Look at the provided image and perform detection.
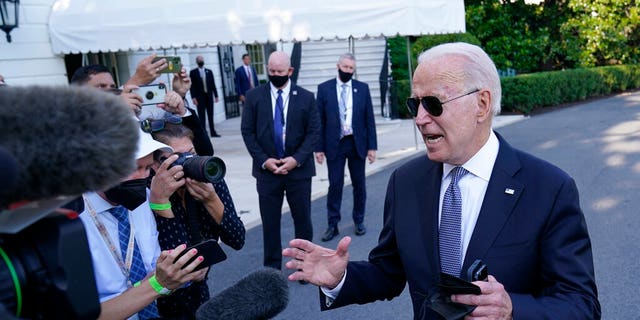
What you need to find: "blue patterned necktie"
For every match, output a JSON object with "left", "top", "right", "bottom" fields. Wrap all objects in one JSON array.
[
  {"left": 109, "top": 206, "right": 159, "bottom": 319},
  {"left": 439, "top": 167, "right": 468, "bottom": 276},
  {"left": 273, "top": 89, "right": 285, "bottom": 158}
]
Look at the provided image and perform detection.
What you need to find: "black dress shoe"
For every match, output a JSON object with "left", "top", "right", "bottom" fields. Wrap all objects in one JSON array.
[
  {"left": 210, "top": 132, "right": 221, "bottom": 138},
  {"left": 321, "top": 226, "right": 339, "bottom": 242},
  {"left": 355, "top": 223, "right": 367, "bottom": 236}
]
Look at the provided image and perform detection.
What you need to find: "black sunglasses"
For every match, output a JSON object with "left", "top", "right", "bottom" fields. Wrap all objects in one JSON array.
[
  {"left": 406, "top": 89, "right": 480, "bottom": 117},
  {"left": 140, "top": 115, "right": 183, "bottom": 133}
]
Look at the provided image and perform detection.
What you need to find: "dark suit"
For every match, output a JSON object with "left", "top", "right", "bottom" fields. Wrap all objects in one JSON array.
[
  {"left": 322, "top": 133, "right": 600, "bottom": 319},
  {"left": 316, "top": 78, "right": 377, "bottom": 227},
  {"left": 189, "top": 67, "right": 219, "bottom": 135},
  {"left": 183, "top": 106, "right": 214, "bottom": 156},
  {"left": 240, "top": 82, "right": 320, "bottom": 269},
  {"left": 235, "top": 64, "right": 259, "bottom": 98}
]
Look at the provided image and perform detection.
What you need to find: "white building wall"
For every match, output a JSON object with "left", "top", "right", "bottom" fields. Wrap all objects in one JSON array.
[{"left": 0, "top": 0, "right": 67, "bottom": 86}]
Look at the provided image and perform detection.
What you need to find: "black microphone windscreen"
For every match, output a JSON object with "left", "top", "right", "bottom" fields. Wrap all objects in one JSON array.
[
  {"left": 196, "top": 268, "right": 289, "bottom": 320},
  {"left": 0, "top": 85, "right": 139, "bottom": 207},
  {"left": 0, "top": 146, "right": 18, "bottom": 191}
]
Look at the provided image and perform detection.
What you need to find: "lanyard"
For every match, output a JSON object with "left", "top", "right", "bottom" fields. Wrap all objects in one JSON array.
[{"left": 83, "top": 195, "right": 136, "bottom": 287}]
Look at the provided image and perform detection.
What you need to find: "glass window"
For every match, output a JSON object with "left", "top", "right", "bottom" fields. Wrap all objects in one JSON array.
[{"left": 246, "top": 44, "right": 264, "bottom": 75}]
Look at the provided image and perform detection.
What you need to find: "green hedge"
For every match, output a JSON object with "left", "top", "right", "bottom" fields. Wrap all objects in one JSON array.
[
  {"left": 502, "top": 64, "right": 640, "bottom": 114},
  {"left": 390, "top": 64, "right": 640, "bottom": 117}
]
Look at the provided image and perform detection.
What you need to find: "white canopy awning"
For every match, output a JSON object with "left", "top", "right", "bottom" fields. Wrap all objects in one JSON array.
[{"left": 48, "top": 0, "right": 466, "bottom": 54}]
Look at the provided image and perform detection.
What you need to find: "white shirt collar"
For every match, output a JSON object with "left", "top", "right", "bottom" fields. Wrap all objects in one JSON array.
[
  {"left": 84, "top": 192, "right": 115, "bottom": 214},
  {"left": 443, "top": 131, "right": 500, "bottom": 182}
]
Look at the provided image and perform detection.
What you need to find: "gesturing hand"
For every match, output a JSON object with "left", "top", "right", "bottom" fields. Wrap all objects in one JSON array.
[{"left": 282, "top": 236, "right": 351, "bottom": 289}]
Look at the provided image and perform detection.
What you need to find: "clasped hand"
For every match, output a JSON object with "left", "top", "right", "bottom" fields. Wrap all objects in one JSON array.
[{"left": 265, "top": 156, "right": 298, "bottom": 175}]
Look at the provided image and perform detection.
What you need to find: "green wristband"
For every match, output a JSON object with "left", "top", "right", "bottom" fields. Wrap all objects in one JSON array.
[
  {"left": 149, "top": 202, "right": 171, "bottom": 210},
  {"left": 148, "top": 275, "right": 172, "bottom": 295}
]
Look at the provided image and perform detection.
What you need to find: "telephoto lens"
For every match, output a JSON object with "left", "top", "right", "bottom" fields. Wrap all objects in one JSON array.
[{"left": 172, "top": 153, "right": 226, "bottom": 183}]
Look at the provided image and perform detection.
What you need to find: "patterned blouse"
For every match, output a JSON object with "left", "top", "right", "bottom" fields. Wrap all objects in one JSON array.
[{"left": 154, "top": 178, "right": 245, "bottom": 319}]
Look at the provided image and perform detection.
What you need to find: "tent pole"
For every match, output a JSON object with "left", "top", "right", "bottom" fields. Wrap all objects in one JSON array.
[{"left": 406, "top": 37, "right": 418, "bottom": 150}]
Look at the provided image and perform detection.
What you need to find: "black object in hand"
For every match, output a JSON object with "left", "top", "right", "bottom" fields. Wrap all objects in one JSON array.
[{"left": 173, "top": 239, "right": 227, "bottom": 271}]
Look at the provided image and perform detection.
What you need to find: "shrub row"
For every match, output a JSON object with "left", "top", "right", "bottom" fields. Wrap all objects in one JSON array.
[{"left": 501, "top": 65, "right": 640, "bottom": 114}]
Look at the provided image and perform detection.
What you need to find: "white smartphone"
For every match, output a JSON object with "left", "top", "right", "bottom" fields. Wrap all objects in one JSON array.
[{"left": 136, "top": 83, "right": 167, "bottom": 119}]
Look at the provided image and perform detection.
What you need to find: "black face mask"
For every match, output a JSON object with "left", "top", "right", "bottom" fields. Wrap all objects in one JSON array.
[
  {"left": 103, "top": 178, "right": 148, "bottom": 211},
  {"left": 269, "top": 74, "right": 289, "bottom": 88},
  {"left": 197, "top": 61, "right": 205, "bottom": 67},
  {"left": 338, "top": 69, "right": 353, "bottom": 83}
]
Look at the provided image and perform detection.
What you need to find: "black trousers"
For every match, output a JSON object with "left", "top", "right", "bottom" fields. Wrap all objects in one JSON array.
[
  {"left": 196, "top": 94, "right": 216, "bottom": 134},
  {"left": 257, "top": 176, "right": 313, "bottom": 269},
  {"left": 326, "top": 136, "right": 366, "bottom": 228}
]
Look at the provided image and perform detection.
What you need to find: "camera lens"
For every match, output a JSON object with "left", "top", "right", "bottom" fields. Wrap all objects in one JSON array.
[
  {"left": 202, "top": 157, "right": 226, "bottom": 182},
  {"left": 159, "top": 83, "right": 166, "bottom": 90},
  {"left": 145, "top": 91, "right": 154, "bottom": 100},
  {"left": 180, "top": 155, "right": 226, "bottom": 183}
]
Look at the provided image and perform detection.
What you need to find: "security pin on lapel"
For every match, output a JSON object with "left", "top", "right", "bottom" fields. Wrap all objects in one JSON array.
[{"left": 505, "top": 188, "right": 515, "bottom": 195}]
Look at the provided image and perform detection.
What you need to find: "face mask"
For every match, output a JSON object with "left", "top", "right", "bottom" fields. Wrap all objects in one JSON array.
[
  {"left": 103, "top": 178, "right": 148, "bottom": 211},
  {"left": 338, "top": 69, "right": 353, "bottom": 83},
  {"left": 197, "top": 61, "right": 204, "bottom": 68},
  {"left": 269, "top": 75, "right": 289, "bottom": 88}
]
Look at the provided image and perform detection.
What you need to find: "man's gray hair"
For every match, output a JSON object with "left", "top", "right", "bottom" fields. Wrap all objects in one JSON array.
[
  {"left": 417, "top": 42, "right": 502, "bottom": 116},
  {"left": 338, "top": 53, "right": 356, "bottom": 64}
]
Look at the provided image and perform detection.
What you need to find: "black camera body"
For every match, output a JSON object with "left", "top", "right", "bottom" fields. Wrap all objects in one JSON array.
[
  {"left": 0, "top": 212, "right": 100, "bottom": 319},
  {"left": 170, "top": 153, "right": 226, "bottom": 183}
]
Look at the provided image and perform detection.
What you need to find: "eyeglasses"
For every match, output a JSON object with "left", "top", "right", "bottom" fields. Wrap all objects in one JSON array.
[
  {"left": 140, "top": 115, "right": 182, "bottom": 133},
  {"left": 405, "top": 89, "right": 480, "bottom": 117}
]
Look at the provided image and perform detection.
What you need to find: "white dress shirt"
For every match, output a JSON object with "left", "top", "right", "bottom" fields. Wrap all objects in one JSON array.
[
  {"left": 79, "top": 192, "right": 160, "bottom": 308},
  {"left": 269, "top": 81, "right": 291, "bottom": 142},
  {"left": 440, "top": 131, "right": 499, "bottom": 262},
  {"left": 335, "top": 77, "right": 353, "bottom": 132},
  {"left": 322, "top": 131, "right": 500, "bottom": 302}
]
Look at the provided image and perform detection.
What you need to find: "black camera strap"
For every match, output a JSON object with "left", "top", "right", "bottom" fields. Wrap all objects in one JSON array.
[{"left": 184, "top": 193, "right": 203, "bottom": 244}]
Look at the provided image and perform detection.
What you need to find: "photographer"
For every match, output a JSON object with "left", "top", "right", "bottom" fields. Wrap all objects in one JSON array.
[
  {"left": 79, "top": 129, "right": 209, "bottom": 320},
  {"left": 149, "top": 122, "right": 245, "bottom": 319}
]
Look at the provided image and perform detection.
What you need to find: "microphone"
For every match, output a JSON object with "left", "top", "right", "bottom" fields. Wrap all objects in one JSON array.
[
  {"left": 0, "top": 146, "right": 18, "bottom": 192},
  {"left": 196, "top": 268, "right": 289, "bottom": 320},
  {"left": 0, "top": 85, "right": 139, "bottom": 232}
]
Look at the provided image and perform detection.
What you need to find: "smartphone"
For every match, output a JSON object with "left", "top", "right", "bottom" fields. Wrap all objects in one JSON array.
[
  {"left": 136, "top": 83, "right": 166, "bottom": 106},
  {"left": 173, "top": 239, "right": 227, "bottom": 271},
  {"left": 153, "top": 56, "right": 182, "bottom": 73}
]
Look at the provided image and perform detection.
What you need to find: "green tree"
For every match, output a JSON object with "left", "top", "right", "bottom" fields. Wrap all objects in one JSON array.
[
  {"left": 466, "top": 0, "right": 557, "bottom": 73},
  {"left": 560, "top": 0, "right": 640, "bottom": 67}
]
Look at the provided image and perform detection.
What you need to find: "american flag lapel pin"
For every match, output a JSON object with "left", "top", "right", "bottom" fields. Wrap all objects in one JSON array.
[{"left": 505, "top": 188, "right": 515, "bottom": 195}]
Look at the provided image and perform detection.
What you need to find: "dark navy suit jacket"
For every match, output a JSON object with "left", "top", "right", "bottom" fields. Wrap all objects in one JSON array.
[
  {"left": 322, "top": 133, "right": 600, "bottom": 319},
  {"left": 240, "top": 83, "right": 319, "bottom": 181},
  {"left": 315, "top": 78, "right": 377, "bottom": 159},
  {"left": 235, "top": 64, "right": 259, "bottom": 97}
]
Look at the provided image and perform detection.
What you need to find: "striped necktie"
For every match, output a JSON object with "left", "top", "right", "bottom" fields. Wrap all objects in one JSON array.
[
  {"left": 439, "top": 167, "right": 468, "bottom": 276},
  {"left": 109, "top": 206, "right": 159, "bottom": 319}
]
